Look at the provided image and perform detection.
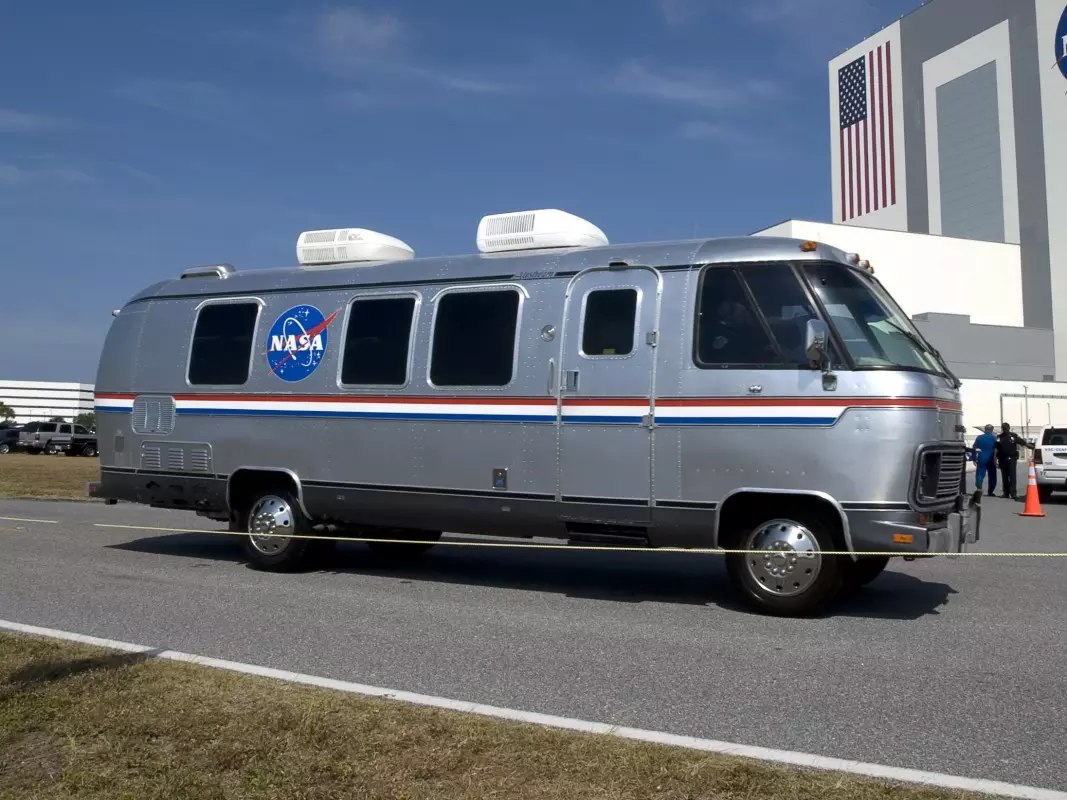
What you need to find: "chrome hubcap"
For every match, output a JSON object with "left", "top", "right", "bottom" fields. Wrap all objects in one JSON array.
[
  {"left": 744, "top": 519, "right": 822, "bottom": 597},
  {"left": 248, "top": 495, "right": 294, "bottom": 555}
]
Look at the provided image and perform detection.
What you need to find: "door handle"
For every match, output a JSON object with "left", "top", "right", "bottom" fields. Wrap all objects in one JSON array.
[
  {"left": 564, "top": 370, "right": 579, "bottom": 393},
  {"left": 547, "top": 358, "right": 556, "bottom": 394}
]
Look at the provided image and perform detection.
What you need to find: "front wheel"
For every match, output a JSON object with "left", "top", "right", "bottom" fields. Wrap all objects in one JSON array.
[
  {"left": 81, "top": 443, "right": 97, "bottom": 457},
  {"left": 841, "top": 555, "right": 890, "bottom": 592},
  {"left": 241, "top": 491, "right": 319, "bottom": 572},
  {"left": 0, "top": 443, "right": 9, "bottom": 455},
  {"left": 725, "top": 516, "right": 844, "bottom": 617},
  {"left": 1038, "top": 486, "right": 1053, "bottom": 503}
]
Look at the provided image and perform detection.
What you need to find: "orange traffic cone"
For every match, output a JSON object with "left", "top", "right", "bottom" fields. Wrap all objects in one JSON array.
[{"left": 1019, "top": 461, "right": 1046, "bottom": 517}]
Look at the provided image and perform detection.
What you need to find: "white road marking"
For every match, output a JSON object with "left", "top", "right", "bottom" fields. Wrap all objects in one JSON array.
[{"left": 1, "top": 619, "right": 1064, "bottom": 799}]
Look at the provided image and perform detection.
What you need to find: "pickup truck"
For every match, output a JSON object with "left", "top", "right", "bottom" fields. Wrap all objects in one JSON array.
[
  {"left": 18, "top": 421, "right": 98, "bottom": 457},
  {"left": 0, "top": 423, "right": 20, "bottom": 455}
]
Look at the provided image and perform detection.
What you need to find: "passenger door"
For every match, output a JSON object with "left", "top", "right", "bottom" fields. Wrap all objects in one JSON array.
[{"left": 557, "top": 267, "right": 661, "bottom": 520}]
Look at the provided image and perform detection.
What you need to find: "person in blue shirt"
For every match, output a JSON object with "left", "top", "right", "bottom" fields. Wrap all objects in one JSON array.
[{"left": 972, "top": 424, "right": 999, "bottom": 497}]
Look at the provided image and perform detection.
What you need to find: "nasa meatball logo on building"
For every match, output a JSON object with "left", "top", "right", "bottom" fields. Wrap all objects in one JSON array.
[
  {"left": 1058, "top": 4, "right": 1067, "bottom": 80},
  {"left": 266, "top": 304, "right": 337, "bottom": 382}
]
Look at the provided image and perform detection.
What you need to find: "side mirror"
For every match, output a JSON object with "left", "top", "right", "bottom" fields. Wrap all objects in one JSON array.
[{"left": 805, "top": 319, "right": 829, "bottom": 370}]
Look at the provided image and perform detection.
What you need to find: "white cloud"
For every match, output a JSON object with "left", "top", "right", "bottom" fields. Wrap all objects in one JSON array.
[
  {"left": 677, "top": 121, "right": 738, "bottom": 140},
  {"left": 616, "top": 61, "right": 777, "bottom": 109},
  {"left": 0, "top": 163, "right": 93, "bottom": 188},
  {"left": 0, "top": 109, "right": 62, "bottom": 132},
  {"left": 313, "top": 7, "right": 404, "bottom": 68},
  {"left": 115, "top": 79, "right": 229, "bottom": 119}
]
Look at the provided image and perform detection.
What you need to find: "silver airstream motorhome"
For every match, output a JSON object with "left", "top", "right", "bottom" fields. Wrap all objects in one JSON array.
[{"left": 89, "top": 209, "right": 979, "bottom": 616}]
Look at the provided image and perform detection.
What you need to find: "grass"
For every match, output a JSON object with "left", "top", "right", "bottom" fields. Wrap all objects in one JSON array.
[
  {"left": 0, "top": 454, "right": 98, "bottom": 501},
  {"left": 0, "top": 632, "right": 988, "bottom": 800}
]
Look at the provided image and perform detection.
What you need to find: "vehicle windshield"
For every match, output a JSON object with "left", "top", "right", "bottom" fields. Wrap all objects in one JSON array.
[{"left": 802, "top": 262, "right": 946, "bottom": 376}]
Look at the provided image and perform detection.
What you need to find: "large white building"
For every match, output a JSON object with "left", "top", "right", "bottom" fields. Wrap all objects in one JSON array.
[
  {"left": 768, "top": 0, "right": 1067, "bottom": 440},
  {"left": 0, "top": 380, "right": 95, "bottom": 425}
]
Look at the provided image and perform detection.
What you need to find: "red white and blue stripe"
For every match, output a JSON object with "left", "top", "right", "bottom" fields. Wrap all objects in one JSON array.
[{"left": 95, "top": 393, "right": 960, "bottom": 427}]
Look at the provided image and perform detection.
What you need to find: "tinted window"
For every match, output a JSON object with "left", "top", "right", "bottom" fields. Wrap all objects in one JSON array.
[
  {"left": 582, "top": 289, "right": 637, "bottom": 356},
  {"left": 21, "top": 423, "right": 40, "bottom": 432},
  {"left": 341, "top": 296, "right": 416, "bottom": 386},
  {"left": 739, "top": 264, "right": 831, "bottom": 366},
  {"left": 431, "top": 290, "right": 519, "bottom": 387},
  {"left": 74, "top": 425, "right": 89, "bottom": 434},
  {"left": 188, "top": 303, "right": 259, "bottom": 386},
  {"left": 695, "top": 269, "right": 781, "bottom": 366},
  {"left": 60, "top": 425, "right": 72, "bottom": 434},
  {"left": 39, "top": 423, "right": 56, "bottom": 433},
  {"left": 1042, "top": 428, "right": 1067, "bottom": 446}
]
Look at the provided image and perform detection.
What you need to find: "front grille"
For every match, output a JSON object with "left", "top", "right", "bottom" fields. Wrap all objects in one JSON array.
[{"left": 913, "top": 445, "right": 965, "bottom": 509}]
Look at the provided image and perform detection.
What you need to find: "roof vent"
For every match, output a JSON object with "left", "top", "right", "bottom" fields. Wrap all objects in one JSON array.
[
  {"left": 476, "top": 209, "right": 608, "bottom": 254},
  {"left": 180, "top": 264, "right": 235, "bottom": 280},
  {"left": 296, "top": 228, "right": 415, "bottom": 267}
]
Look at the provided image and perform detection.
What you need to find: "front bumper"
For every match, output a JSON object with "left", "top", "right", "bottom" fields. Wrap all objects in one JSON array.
[
  {"left": 927, "top": 494, "right": 981, "bottom": 556},
  {"left": 849, "top": 493, "right": 980, "bottom": 557}
]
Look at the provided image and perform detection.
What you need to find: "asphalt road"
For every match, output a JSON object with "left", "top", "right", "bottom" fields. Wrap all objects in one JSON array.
[{"left": 1, "top": 489, "right": 1065, "bottom": 792}]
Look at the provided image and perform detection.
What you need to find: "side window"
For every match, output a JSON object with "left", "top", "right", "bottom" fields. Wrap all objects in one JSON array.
[
  {"left": 188, "top": 302, "right": 259, "bottom": 386},
  {"left": 738, "top": 263, "right": 830, "bottom": 366},
  {"left": 74, "top": 425, "right": 89, "bottom": 434},
  {"left": 430, "top": 289, "right": 520, "bottom": 387},
  {"left": 695, "top": 268, "right": 781, "bottom": 367},
  {"left": 40, "top": 423, "right": 57, "bottom": 433},
  {"left": 60, "top": 424, "right": 72, "bottom": 434},
  {"left": 581, "top": 289, "right": 637, "bottom": 356},
  {"left": 341, "top": 296, "right": 416, "bottom": 386}
]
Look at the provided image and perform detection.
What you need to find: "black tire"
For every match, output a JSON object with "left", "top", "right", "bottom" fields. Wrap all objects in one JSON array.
[
  {"left": 841, "top": 556, "right": 890, "bottom": 592},
  {"left": 365, "top": 528, "right": 442, "bottom": 562},
  {"left": 0, "top": 442, "right": 9, "bottom": 455},
  {"left": 724, "top": 513, "right": 844, "bottom": 617},
  {"left": 45, "top": 442, "right": 58, "bottom": 455},
  {"left": 240, "top": 490, "right": 319, "bottom": 572},
  {"left": 1038, "top": 486, "right": 1053, "bottom": 503},
  {"left": 81, "top": 443, "right": 97, "bottom": 457}
]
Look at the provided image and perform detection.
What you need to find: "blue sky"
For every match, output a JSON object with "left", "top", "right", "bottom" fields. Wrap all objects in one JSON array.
[{"left": 1, "top": 0, "right": 919, "bottom": 382}]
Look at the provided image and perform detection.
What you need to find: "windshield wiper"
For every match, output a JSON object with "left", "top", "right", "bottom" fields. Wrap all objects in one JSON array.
[{"left": 880, "top": 318, "right": 961, "bottom": 388}]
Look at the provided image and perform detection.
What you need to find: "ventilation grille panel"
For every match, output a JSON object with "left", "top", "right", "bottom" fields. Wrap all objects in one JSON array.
[
  {"left": 166, "top": 448, "right": 184, "bottom": 471},
  {"left": 141, "top": 443, "right": 162, "bottom": 471},
  {"left": 189, "top": 446, "right": 212, "bottom": 473},
  {"left": 132, "top": 396, "right": 176, "bottom": 436},
  {"left": 486, "top": 213, "right": 536, "bottom": 236}
]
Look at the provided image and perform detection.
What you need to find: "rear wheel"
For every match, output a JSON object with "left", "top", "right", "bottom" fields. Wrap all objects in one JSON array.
[
  {"left": 0, "top": 442, "right": 9, "bottom": 455},
  {"left": 81, "top": 443, "right": 98, "bottom": 457},
  {"left": 725, "top": 515, "right": 844, "bottom": 617},
  {"left": 241, "top": 491, "right": 319, "bottom": 572},
  {"left": 1038, "top": 486, "right": 1053, "bottom": 503}
]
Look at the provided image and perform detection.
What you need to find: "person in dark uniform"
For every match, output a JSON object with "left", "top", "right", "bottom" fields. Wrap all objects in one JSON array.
[{"left": 995, "top": 422, "right": 1032, "bottom": 499}]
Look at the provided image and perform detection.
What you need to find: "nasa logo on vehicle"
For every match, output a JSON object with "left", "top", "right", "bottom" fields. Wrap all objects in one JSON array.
[
  {"left": 266, "top": 304, "right": 337, "bottom": 382},
  {"left": 1058, "top": 4, "right": 1067, "bottom": 80}
]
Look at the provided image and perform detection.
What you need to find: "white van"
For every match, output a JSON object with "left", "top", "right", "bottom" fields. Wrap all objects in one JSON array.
[{"left": 1034, "top": 426, "right": 1067, "bottom": 501}]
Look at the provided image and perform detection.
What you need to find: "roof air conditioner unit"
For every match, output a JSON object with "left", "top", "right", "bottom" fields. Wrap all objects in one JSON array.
[
  {"left": 476, "top": 209, "right": 608, "bottom": 254},
  {"left": 296, "top": 228, "right": 415, "bottom": 267}
]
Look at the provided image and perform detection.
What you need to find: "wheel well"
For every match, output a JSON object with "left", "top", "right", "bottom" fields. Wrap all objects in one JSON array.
[
  {"left": 228, "top": 469, "right": 303, "bottom": 525},
  {"left": 715, "top": 492, "right": 847, "bottom": 550}
]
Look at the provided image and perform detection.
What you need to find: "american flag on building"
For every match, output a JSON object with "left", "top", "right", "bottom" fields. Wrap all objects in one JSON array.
[{"left": 838, "top": 41, "right": 896, "bottom": 221}]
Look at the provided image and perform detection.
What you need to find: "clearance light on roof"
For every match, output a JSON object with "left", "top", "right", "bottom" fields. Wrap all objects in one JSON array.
[
  {"left": 476, "top": 209, "right": 609, "bottom": 254},
  {"left": 296, "top": 228, "right": 415, "bottom": 267},
  {"left": 800, "top": 240, "right": 818, "bottom": 252}
]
